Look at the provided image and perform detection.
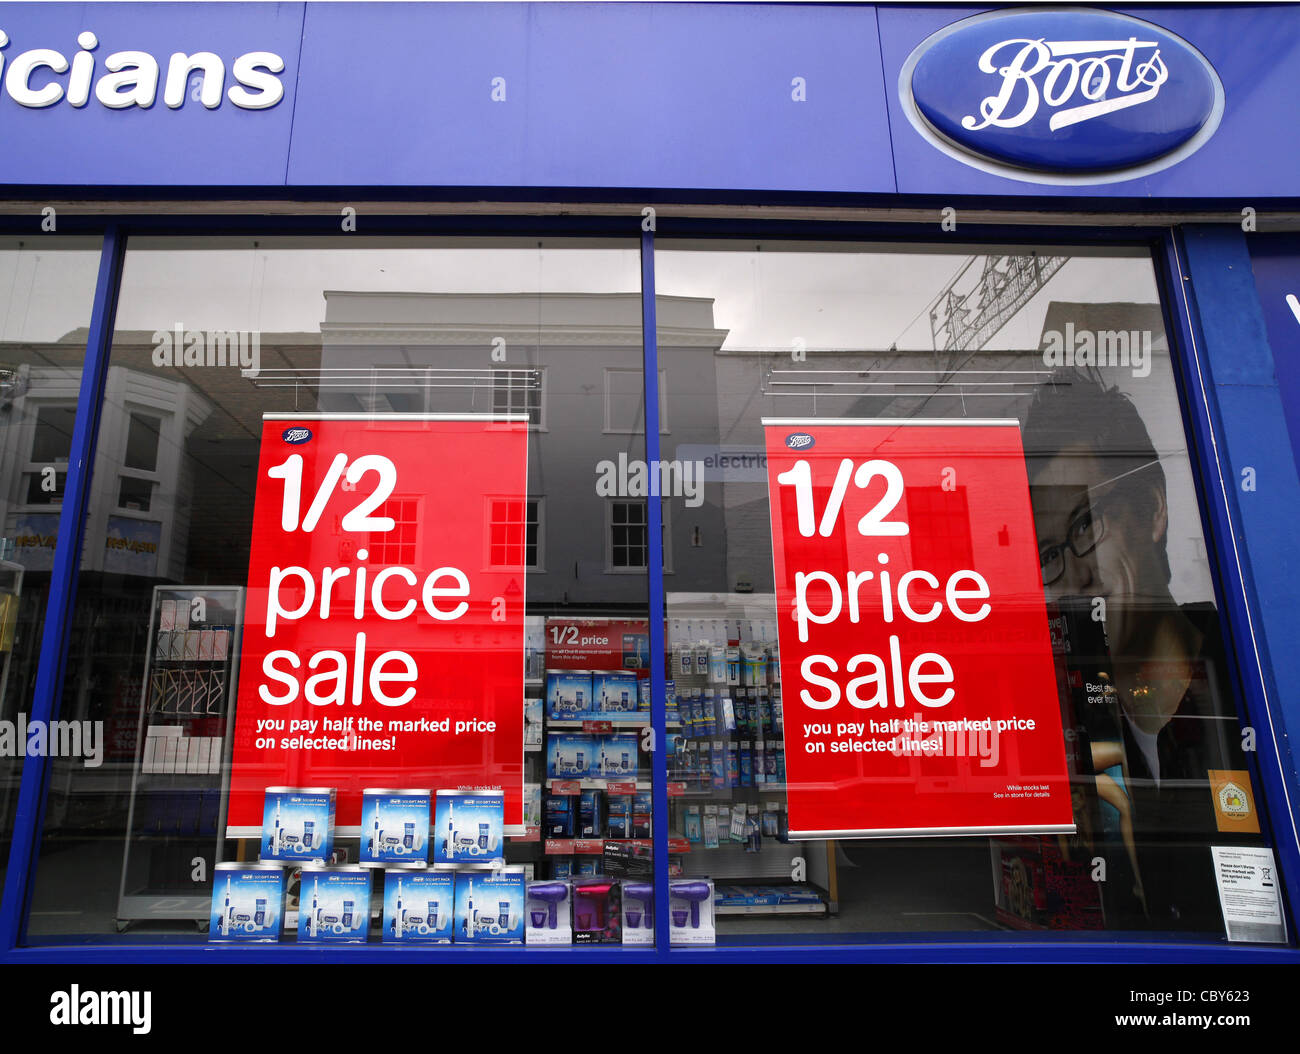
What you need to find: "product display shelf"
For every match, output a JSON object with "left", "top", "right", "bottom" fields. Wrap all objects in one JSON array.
[{"left": 116, "top": 586, "right": 245, "bottom": 931}]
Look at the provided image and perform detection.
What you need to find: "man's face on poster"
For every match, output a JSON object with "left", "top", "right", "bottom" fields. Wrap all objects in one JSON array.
[{"left": 1029, "top": 445, "right": 1168, "bottom": 657}]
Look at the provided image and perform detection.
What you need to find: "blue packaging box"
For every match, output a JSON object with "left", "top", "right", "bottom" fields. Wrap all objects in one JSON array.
[
  {"left": 260, "top": 787, "right": 335, "bottom": 864},
  {"left": 432, "top": 790, "right": 504, "bottom": 867},
  {"left": 456, "top": 869, "right": 525, "bottom": 943},
  {"left": 595, "top": 733, "right": 638, "bottom": 778},
  {"left": 297, "top": 867, "right": 372, "bottom": 942},
  {"left": 360, "top": 788, "right": 430, "bottom": 866},
  {"left": 209, "top": 863, "right": 284, "bottom": 942},
  {"left": 594, "top": 670, "right": 638, "bottom": 713},
  {"left": 547, "top": 732, "right": 594, "bottom": 779},
  {"left": 545, "top": 793, "right": 575, "bottom": 837},
  {"left": 577, "top": 789, "right": 604, "bottom": 838},
  {"left": 383, "top": 870, "right": 454, "bottom": 943},
  {"left": 547, "top": 671, "right": 594, "bottom": 718}
]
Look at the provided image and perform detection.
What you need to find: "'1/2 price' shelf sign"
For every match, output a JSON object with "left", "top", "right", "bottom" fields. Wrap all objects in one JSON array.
[
  {"left": 762, "top": 418, "right": 1073, "bottom": 839},
  {"left": 227, "top": 414, "right": 529, "bottom": 835}
]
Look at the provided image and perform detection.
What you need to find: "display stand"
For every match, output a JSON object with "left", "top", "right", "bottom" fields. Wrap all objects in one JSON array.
[{"left": 115, "top": 586, "right": 244, "bottom": 930}]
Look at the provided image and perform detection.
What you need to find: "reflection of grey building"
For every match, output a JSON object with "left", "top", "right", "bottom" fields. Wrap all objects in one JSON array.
[
  {"left": 314, "top": 291, "right": 731, "bottom": 606},
  {"left": 1, "top": 351, "right": 211, "bottom": 581}
]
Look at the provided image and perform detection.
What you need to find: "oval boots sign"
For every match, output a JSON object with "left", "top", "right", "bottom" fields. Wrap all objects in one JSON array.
[{"left": 900, "top": 8, "right": 1224, "bottom": 184}]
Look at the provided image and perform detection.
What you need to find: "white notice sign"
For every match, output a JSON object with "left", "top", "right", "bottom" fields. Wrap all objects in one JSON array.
[{"left": 1210, "top": 846, "right": 1287, "bottom": 943}]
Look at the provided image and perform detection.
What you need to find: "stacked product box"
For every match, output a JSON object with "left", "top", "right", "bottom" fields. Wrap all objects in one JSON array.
[
  {"left": 209, "top": 863, "right": 286, "bottom": 942},
  {"left": 298, "top": 867, "right": 373, "bottom": 943},
  {"left": 383, "top": 870, "right": 454, "bottom": 943},
  {"left": 432, "top": 790, "right": 504, "bottom": 868},
  {"left": 455, "top": 868, "right": 526, "bottom": 943},
  {"left": 260, "top": 787, "right": 336, "bottom": 864},
  {"left": 360, "top": 788, "right": 431, "bottom": 868}
]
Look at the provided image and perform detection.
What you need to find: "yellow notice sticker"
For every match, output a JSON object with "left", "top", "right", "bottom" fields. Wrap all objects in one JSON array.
[{"left": 1208, "top": 769, "right": 1260, "bottom": 833}]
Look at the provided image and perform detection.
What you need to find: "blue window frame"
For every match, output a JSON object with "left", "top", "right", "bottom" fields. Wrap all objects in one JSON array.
[{"left": 0, "top": 216, "right": 1295, "bottom": 964}]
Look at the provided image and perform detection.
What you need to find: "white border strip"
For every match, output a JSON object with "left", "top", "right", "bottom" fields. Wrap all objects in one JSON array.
[
  {"left": 789, "top": 824, "right": 1077, "bottom": 840},
  {"left": 762, "top": 417, "right": 1018, "bottom": 427}
]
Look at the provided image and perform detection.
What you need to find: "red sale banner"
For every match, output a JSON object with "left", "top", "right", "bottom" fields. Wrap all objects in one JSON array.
[
  {"left": 227, "top": 413, "right": 529, "bottom": 834},
  {"left": 763, "top": 418, "right": 1073, "bottom": 838}
]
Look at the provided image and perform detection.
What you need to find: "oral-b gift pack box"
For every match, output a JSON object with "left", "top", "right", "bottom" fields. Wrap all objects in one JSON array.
[
  {"left": 432, "top": 790, "right": 504, "bottom": 867},
  {"left": 384, "top": 869, "right": 454, "bottom": 943},
  {"left": 360, "top": 788, "right": 430, "bottom": 867},
  {"left": 456, "top": 869, "right": 525, "bottom": 943},
  {"left": 297, "top": 866, "right": 372, "bottom": 943},
  {"left": 594, "top": 670, "right": 638, "bottom": 713},
  {"left": 209, "top": 863, "right": 285, "bottom": 942},
  {"left": 547, "top": 732, "right": 594, "bottom": 779},
  {"left": 547, "top": 670, "right": 594, "bottom": 718},
  {"left": 260, "top": 787, "right": 335, "bottom": 863},
  {"left": 526, "top": 880, "right": 572, "bottom": 945},
  {"left": 595, "top": 733, "right": 638, "bottom": 778}
]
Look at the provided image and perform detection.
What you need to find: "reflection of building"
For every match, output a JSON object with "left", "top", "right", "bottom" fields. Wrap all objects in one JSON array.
[
  {"left": 310, "top": 291, "right": 732, "bottom": 606},
  {"left": 1, "top": 351, "right": 213, "bottom": 579}
]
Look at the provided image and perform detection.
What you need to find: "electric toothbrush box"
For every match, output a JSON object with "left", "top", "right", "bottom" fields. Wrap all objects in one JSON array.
[
  {"left": 260, "top": 787, "right": 335, "bottom": 864},
  {"left": 669, "top": 878, "right": 716, "bottom": 945},
  {"left": 547, "top": 733, "right": 593, "bottom": 779},
  {"left": 571, "top": 877, "right": 621, "bottom": 944},
  {"left": 596, "top": 733, "right": 638, "bottom": 777},
  {"left": 593, "top": 670, "right": 638, "bottom": 713},
  {"left": 545, "top": 793, "right": 575, "bottom": 837},
  {"left": 525, "top": 880, "right": 572, "bottom": 945},
  {"left": 296, "top": 866, "right": 372, "bottom": 943},
  {"left": 383, "top": 869, "right": 454, "bottom": 943},
  {"left": 577, "top": 788, "right": 604, "bottom": 837},
  {"left": 432, "top": 789, "right": 504, "bottom": 868},
  {"left": 209, "top": 862, "right": 285, "bottom": 942},
  {"left": 546, "top": 670, "right": 594, "bottom": 718},
  {"left": 620, "top": 881, "right": 654, "bottom": 945},
  {"left": 360, "top": 788, "right": 431, "bottom": 867},
  {"left": 456, "top": 868, "right": 525, "bottom": 943}
]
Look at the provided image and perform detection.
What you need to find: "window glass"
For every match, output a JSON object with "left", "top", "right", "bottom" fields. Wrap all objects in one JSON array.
[
  {"left": 654, "top": 241, "right": 1279, "bottom": 942},
  {"left": 0, "top": 237, "right": 102, "bottom": 890},
  {"left": 24, "top": 238, "right": 652, "bottom": 947}
]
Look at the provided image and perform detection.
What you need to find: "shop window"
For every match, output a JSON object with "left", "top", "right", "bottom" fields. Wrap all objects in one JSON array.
[
  {"left": 489, "top": 498, "right": 542, "bottom": 569},
  {"left": 492, "top": 367, "right": 544, "bottom": 428},
  {"left": 654, "top": 239, "right": 1277, "bottom": 944},
  {"left": 604, "top": 368, "right": 668, "bottom": 433},
  {"left": 607, "top": 500, "right": 670, "bottom": 572},
  {"left": 22, "top": 236, "right": 651, "bottom": 949}
]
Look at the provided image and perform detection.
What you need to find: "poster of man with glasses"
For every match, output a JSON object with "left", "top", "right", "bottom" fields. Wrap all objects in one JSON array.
[{"left": 1023, "top": 331, "right": 1255, "bottom": 933}]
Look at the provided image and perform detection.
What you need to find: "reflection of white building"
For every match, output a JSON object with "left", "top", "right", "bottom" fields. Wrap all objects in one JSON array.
[{"left": 0, "top": 352, "right": 210, "bottom": 580}]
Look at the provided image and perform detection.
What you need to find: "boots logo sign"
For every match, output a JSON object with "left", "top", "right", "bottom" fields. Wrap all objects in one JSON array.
[{"left": 899, "top": 8, "right": 1224, "bottom": 185}]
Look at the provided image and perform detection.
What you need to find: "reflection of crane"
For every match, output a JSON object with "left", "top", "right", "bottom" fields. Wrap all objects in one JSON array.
[{"left": 929, "top": 255, "right": 1069, "bottom": 372}]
